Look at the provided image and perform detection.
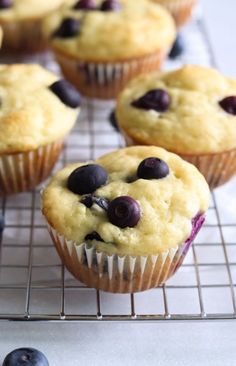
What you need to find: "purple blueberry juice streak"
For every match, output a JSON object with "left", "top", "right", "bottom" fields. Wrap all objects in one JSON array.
[
  {"left": 172, "top": 213, "right": 205, "bottom": 274},
  {"left": 183, "top": 213, "right": 205, "bottom": 255}
]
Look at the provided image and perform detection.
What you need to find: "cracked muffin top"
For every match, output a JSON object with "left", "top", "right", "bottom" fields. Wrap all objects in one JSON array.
[
  {"left": 43, "top": 0, "right": 176, "bottom": 61},
  {"left": 42, "top": 146, "right": 210, "bottom": 257},
  {"left": 0, "top": 64, "right": 80, "bottom": 154},
  {"left": 116, "top": 65, "right": 236, "bottom": 154}
]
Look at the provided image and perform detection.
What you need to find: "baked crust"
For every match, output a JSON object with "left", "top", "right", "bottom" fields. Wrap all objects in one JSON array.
[{"left": 42, "top": 146, "right": 210, "bottom": 257}]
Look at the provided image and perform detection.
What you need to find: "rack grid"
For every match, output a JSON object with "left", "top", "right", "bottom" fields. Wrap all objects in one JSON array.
[{"left": 1, "top": 15, "right": 236, "bottom": 322}]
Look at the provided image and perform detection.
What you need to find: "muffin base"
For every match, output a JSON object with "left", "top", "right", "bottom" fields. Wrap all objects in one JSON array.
[
  {"left": 153, "top": 0, "right": 197, "bottom": 28},
  {"left": 0, "top": 140, "right": 63, "bottom": 196},
  {"left": 46, "top": 213, "right": 205, "bottom": 293},
  {"left": 0, "top": 17, "right": 48, "bottom": 53},
  {"left": 122, "top": 131, "right": 236, "bottom": 189},
  {"left": 53, "top": 48, "right": 169, "bottom": 99}
]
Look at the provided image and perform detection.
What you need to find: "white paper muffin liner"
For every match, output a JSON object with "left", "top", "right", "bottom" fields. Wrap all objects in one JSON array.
[
  {"left": 47, "top": 224, "right": 196, "bottom": 293},
  {"left": 53, "top": 48, "right": 169, "bottom": 99},
  {"left": 0, "top": 140, "right": 63, "bottom": 196}
]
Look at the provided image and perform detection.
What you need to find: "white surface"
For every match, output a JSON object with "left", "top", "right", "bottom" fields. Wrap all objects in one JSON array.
[
  {"left": 1, "top": 0, "right": 236, "bottom": 365},
  {"left": 202, "top": 0, "right": 236, "bottom": 77},
  {"left": 0, "top": 322, "right": 236, "bottom": 366}
]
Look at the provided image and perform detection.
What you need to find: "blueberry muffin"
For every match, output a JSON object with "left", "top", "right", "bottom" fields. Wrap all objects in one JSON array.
[
  {"left": 152, "top": 0, "right": 197, "bottom": 28},
  {"left": 42, "top": 146, "right": 210, "bottom": 293},
  {"left": 0, "top": 0, "right": 67, "bottom": 52},
  {"left": 116, "top": 65, "right": 236, "bottom": 189},
  {"left": 0, "top": 64, "right": 80, "bottom": 195},
  {"left": 43, "top": 0, "right": 176, "bottom": 99}
]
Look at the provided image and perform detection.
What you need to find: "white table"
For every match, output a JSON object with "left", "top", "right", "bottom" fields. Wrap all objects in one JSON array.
[{"left": 1, "top": 1, "right": 236, "bottom": 365}]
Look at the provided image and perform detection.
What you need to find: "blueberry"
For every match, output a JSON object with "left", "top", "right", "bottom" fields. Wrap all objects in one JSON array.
[
  {"left": 81, "top": 195, "right": 109, "bottom": 210},
  {"left": 169, "top": 34, "right": 184, "bottom": 59},
  {"left": 219, "top": 96, "right": 236, "bottom": 115},
  {"left": 107, "top": 196, "right": 141, "bottom": 228},
  {"left": 131, "top": 89, "right": 171, "bottom": 112},
  {"left": 73, "top": 0, "right": 96, "bottom": 10},
  {"left": 53, "top": 17, "right": 80, "bottom": 38},
  {"left": 0, "top": 214, "right": 5, "bottom": 235},
  {"left": 0, "top": 0, "right": 12, "bottom": 9},
  {"left": 49, "top": 79, "right": 81, "bottom": 108},
  {"left": 85, "top": 231, "right": 104, "bottom": 242},
  {"left": 109, "top": 110, "right": 119, "bottom": 131},
  {"left": 137, "top": 157, "right": 169, "bottom": 180},
  {"left": 80, "top": 195, "right": 94, "bottom": 207},
  {"left": 2, "top": 348, "right": 49, "bottom": 366},
  {"left": 100, "top": 0, "right": 122, "bottom": 11},
  {"left": 68, "top": 164, "right": 108, "bottom": 195}
]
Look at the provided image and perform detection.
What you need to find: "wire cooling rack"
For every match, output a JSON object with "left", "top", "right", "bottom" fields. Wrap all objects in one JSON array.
[{"left": 0, "top": 14, "right": 236, "bottom": 322}]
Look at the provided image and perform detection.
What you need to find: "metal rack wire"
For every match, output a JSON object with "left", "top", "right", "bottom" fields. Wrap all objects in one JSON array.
[{"left": 0, "top": 15, "right": 236, "bottom": 322}]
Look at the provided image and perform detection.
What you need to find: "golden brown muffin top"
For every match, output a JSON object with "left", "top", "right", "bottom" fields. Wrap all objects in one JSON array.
[
  {"left": 0, "top": 64, "right": 80, "bottom": 154},
  {"left": 43, "top": 146, "right": 209, "bottom": 256},
  {"left": 43, "top": 0, "right": 176, "bottom": 61},
  {"left": 117, "top": 65, "right": 236, "bottom": 154}
]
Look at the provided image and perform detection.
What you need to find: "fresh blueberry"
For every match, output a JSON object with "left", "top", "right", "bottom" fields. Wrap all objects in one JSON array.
[
  {"left": 100, "top": 0, "right": 122, "bottom": 11},
  {"left": 81, "top": 195, "right": 109, "bottom": 210},
  {"left": 137, "top": 157, "right": 169, "bottom": 180},
  {"left": 68, "top": 164, "right": 108, "bottom": 195},
  {"left": 53, "top": 17, "right": 80, "bottom": 38},
  {"left": 49, "top": 79, "right": 81, "bottom": 108},
  {"left": 85, "top": 232, "right": 104, "bottom": 242},
  {"left": 73, "top": 0, "right": 96, "bottom": 10},
  {"left": 0, "top": 0, "right": 12, "bottom": 9},
  {"left": 131, "top": 89, "right": 171, "bottom": 112},
  {"left": 0, "top": 214, "right": 5, "bottom": 235},
  {"left": 109, "top": 110, "right": 119, "bottom": 131},
  {"left": 2, "top": 348, "right": 49, "bottom": 366},
  {"left": 219, "top": 96, "right": 236, "bottom": 115},
  {"left": 169, "top": 34, "right": 184, "bottom": 59},
  {"left": 107, "top": 196, "right": 141, "bottom": 228}
]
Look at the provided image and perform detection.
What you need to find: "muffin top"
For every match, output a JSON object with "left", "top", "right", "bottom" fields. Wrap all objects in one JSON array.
[
  {"left": 0, "top": 64, "right": 80, "bottom": 154},
  {"left": 116, "top": 65, "right": 236, "bottom": 154},
  {"left": 43, "top": 0, "right": 176, "bottom": 61},
  {"left": 43, "top": 146, "right": 210, "bottom": 257},
  {"left": 0, "top": 0, "right": 66, "bottom": 20}
]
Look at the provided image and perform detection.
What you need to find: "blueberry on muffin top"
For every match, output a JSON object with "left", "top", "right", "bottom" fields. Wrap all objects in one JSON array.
[
  {"left": 0, "top": 64, "right": 80, "bottom": 154},
  {"left": 43, "top": 0, "right": 176, "bottom": 61},
  {"left": 42, "top": 146, "right": 209, "bottom": 256},
  {"left": 116, "top": 65, "right": 236, "bottom": 154}
]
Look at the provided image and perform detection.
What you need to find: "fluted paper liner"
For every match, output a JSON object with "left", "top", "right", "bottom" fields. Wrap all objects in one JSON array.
[
  {"left": 154, "top": 0, "right": 197, "bottom": 28},
  {"left": 122, "top": 131, "right": 236, "bottom": 190},
  {"left": 53, "top": 48, "right": 169, "bottom": 99},
  {"left": 179, "top": 150, "right": 236, "bottom": 189},
  {"left": 47, "top": 224, "right": 196, "bottom": 293},
  {"left": 0, "top": 140, "right": 63, "bottom": 195},
  {"left": 0, "top": 17, "right": 48, "bottom": 52}
]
